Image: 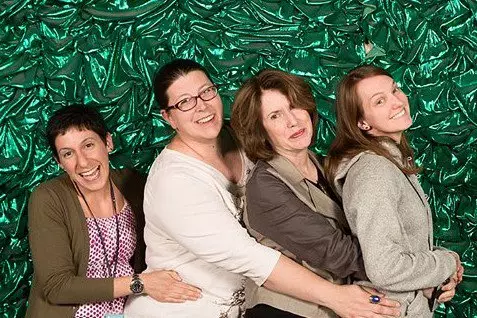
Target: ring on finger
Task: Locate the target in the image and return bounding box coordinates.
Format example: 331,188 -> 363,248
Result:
369,295 -> 381,304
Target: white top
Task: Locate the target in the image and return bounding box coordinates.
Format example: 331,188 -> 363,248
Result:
124,148 -> 280,318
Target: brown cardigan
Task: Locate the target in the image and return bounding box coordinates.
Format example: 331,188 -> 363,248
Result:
26,169 -> 146,318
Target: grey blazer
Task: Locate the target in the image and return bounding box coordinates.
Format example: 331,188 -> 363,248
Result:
334,142 -> 457,317
244,152 -> 365,318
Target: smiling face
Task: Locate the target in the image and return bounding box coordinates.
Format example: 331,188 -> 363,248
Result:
261,89 -> 313,158
161,70 -> 223,144
356,75 -> 412,143
55,127 -> 112,194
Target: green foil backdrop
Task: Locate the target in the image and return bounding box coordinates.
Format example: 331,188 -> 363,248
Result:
0,0 -> 475,317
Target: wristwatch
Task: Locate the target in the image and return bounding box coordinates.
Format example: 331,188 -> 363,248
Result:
130,273 -> 144,294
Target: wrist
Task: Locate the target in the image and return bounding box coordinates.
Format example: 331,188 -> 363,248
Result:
130,273 -> 145,295
319,283 -> 341,310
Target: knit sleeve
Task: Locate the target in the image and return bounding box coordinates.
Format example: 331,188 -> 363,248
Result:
28,182 -> 114,304
342,155 -> 456,291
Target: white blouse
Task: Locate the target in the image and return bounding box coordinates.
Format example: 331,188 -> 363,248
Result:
124,148 -> 280,318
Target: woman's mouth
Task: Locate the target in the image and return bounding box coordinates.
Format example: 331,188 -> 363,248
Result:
196,114 -> 215,124
79,166 -> 100,181
390,109 -> 405,119
290,128 -> 305,139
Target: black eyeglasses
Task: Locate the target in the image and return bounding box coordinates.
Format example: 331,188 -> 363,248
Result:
166,85 -> 219,112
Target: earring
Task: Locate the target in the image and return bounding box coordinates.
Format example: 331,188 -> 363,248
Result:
360,123 -> 371,131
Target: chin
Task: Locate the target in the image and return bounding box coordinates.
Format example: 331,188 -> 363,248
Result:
74,177 -> 108,193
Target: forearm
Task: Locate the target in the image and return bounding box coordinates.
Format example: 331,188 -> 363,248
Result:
43,276 -> 114,304
363,245 -> 456,291
113,276 -> 133,298
263,255 -> 337,308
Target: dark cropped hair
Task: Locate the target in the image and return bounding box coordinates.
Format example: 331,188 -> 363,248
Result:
231,69 -> 318,163
46,104 -> 108,160
154,59 -> 212,110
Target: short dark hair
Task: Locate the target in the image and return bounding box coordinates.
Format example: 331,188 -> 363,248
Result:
153,59 -> 212,110
46,105 -> 108,159
231,69 -> 318,163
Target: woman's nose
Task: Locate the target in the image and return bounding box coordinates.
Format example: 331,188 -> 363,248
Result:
76,152 -> 89,167
195,97 -> 207,111
391,93 -> 405,108
286,111 -> 298,127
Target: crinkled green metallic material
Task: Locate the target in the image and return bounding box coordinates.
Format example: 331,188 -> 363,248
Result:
0,1 -> 475,317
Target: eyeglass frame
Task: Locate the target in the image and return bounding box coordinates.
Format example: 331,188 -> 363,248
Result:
165,84 -> 219,112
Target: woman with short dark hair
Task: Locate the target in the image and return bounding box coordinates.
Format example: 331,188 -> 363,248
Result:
27,105 -> 201,318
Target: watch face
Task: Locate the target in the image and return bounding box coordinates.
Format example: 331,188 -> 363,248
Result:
131,280 -> 144,294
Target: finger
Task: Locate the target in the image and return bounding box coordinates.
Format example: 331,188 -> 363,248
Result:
183,292 -> 201,300
168,288 -> 201,301
371,303 -> 401,317
151,295 -> 186,303
438,296 -> 453,303
437,290 -> 455,303
172,281 -> 202,293
442,280 -> 457,291
168,270 -> 183,281
161,291 -> 192,301
457,266 -> 464,282
361,286 -> 385,297
376,297 -> 401,308
175,291 -> 200,301
170,288 -> 201,300
163,297 -> 186,303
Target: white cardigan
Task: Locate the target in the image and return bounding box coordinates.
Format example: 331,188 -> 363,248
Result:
124,148 -> 280,318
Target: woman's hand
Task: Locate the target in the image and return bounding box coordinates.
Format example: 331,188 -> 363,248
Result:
455,259 -> 464,285
141,270 -> 202,303
436,272 -> 458,304
326,285 -> 401,318
449,251 -> 464,284
422,287 -> 434,299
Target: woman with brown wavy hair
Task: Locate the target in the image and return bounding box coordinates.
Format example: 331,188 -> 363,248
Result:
232,69 -> 373,318
325,65 -> 463,317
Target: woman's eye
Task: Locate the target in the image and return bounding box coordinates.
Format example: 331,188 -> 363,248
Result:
85,142 -> 94,148
62,151 -> 72,158
178,98 -> 191,106
270,113 -> 279,120
376,98 -> 384,105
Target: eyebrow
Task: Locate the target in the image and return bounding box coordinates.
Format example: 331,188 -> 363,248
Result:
174,83 -> 213,101
58,137 -> 95,152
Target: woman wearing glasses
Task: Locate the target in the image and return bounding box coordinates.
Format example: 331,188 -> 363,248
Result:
124,59 -> 400,318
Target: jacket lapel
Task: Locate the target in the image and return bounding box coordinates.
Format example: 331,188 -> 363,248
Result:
267,153 -> 349,230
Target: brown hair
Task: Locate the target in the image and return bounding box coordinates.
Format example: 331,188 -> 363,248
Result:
231,69 -> 318,163
154,59 -> 212,110
325,65 -> 419,184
